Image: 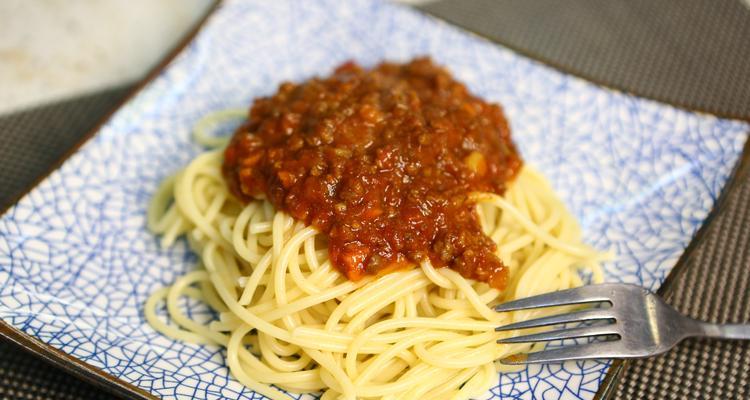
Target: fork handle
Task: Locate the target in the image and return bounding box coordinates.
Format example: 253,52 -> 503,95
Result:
697,322 -> 750,340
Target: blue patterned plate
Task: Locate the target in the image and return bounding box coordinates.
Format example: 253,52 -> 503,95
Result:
1,1 -> 748,399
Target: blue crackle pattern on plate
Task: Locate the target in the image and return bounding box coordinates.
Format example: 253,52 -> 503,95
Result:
0,0 -> 748,399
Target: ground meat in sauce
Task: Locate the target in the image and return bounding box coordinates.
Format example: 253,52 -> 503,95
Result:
223,57 -> 522,290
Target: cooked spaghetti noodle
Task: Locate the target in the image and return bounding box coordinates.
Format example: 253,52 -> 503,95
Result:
145,109 -> 603,399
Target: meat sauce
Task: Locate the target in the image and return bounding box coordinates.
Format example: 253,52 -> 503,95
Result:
223,58 -> 522,289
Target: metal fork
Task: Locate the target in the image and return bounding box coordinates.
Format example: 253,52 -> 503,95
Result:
494,283 -> 750,364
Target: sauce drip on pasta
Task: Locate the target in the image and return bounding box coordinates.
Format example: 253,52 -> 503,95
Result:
223,57 -> 522,289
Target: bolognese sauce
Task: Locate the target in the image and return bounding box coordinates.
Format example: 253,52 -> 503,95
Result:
223,57 -> 522,290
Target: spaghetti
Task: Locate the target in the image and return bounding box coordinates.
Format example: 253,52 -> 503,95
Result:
145,124 -> 603,399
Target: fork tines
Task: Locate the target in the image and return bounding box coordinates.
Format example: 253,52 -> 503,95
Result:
495,284 -> 625,364
499,342 -> 620,364
494,285 -> 615,312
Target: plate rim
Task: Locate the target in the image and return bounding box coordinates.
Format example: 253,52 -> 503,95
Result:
1,1 -> 749,399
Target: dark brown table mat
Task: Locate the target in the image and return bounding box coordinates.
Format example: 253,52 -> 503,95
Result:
1,1 -> 749,398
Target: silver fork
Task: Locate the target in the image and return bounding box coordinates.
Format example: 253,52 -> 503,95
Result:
494,283 -> 750,364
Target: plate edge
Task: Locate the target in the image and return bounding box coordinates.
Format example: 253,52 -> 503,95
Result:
0,321 -> 154,400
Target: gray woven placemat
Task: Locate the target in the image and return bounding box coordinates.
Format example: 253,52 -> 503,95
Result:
421,0 -> 750,119
0,341 -> 103,400
1,1 -> 750,399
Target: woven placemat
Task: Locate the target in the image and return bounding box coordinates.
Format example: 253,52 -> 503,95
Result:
0,340 -> 103,400
1,1 -> 750,399
420,0 -> 750,120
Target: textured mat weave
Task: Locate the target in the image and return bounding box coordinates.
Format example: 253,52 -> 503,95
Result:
1,1 -> 750,399
421,0 -> 750,119
0,341 -> 102,400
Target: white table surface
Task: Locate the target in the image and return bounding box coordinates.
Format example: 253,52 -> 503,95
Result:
0,0 -> 212,115
0,0 -> 433,116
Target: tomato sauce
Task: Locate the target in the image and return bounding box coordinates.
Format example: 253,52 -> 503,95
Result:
223,58 -> 522,289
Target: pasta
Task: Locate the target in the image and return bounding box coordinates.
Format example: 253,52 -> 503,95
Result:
144,111 -> 603,399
